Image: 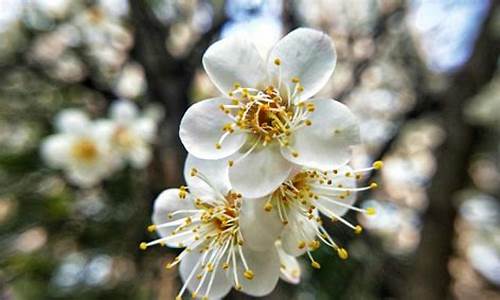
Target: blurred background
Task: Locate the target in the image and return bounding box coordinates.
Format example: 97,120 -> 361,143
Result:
0,0 -> 499,299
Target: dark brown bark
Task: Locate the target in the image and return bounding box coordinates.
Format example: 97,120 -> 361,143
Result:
404,3 -> 500,299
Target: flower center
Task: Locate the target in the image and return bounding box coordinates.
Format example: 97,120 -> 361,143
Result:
263,164 -> 383,268
71,138 -> 98,162
112,126 -> 135,149
141,187 -> 256,299
216,77 -> 315,157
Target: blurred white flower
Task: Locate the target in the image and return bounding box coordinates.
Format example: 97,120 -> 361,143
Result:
180,28 -> 360,198
41,109 -> 118,188
96,100 -> 159,169
141,155 -> 282,299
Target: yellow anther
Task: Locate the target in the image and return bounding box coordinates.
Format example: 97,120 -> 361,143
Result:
139,242 -> 148,250
264,202 -> 273,212
274,58 -> 281,65
297,85 -> 304,92
298,241 -> 306,249
215,143 -> 222,149
228,160 -> 234,167
235,284 -> 243,290
373,160 -> 384,170
243,270 -> 254,280
354,225 -> 363,235
231,99 -> 239,105
191,292 -> 197,298
291,76 -> 300,83
166,262 -> 174,269
311,261 -> 321,269
292,151 -> 299,158
345,172 -> 352,177
306,103 -> 315,112
305,120 -> 312,126
190,168 -> 198,176
147,225 -> 157,232
370,182 -> 378,189
366,207 -> 376,216
337,248 -> 349,260
207,263 -> 214,272
222,263 -> 230,270
233,82 -> 241,89
309,240 -> 320,250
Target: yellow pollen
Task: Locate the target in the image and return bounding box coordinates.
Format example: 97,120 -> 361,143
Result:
274,58 -> 281,65
71,138 -> 98,162
190,168 -> 198,176
337,248 -> 349,260
309,240 -> 320,250
366,207 -> 376,216
228,160 -> 234,167
370,182 -> 378,189
291,76 -> 300,83
235,284 -> 243,291
223,263 -> 230,270
354,225 -> 363,234
373,160 -> 384,170
147,225 -> 157,232
243,270 -> 254,280
298,241 -> 306,249
292,151 -> 299,158
233,82 -> 241,89
305,120 -> 312,126
264,202 -> 273,212
139,242 -> 147,250
311,261 -> 321,269
297,85 -> 304,92
215,143 -> 221,149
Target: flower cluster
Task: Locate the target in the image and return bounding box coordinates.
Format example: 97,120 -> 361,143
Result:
141,28 -> 380,299
41,99 -> 160,187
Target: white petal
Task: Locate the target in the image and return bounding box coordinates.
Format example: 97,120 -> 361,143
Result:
267,28 -> 336,101
129,144 -> 152,168
92,119 -> 116,141
228,247 -> 280,297
110,99 -> 138,123
179,250 -> 232,299
239,196 -> 284,251
281,212 -> 318,257
283,99 -> 360,170
132,118 -> 157,143
66,165 -> 104,187
184,154 -> 231,198
152,189 -> 196,239
40,134 -> 71,168
55,109 -> 90,134
229,143 -> 292,198
313,165 -> 357,217
276,241 -> 301,284
203,36 -> 267,95
180,98 -> 246,160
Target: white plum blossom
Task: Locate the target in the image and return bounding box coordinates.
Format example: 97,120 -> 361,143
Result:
140,155 -> 284,299
260,162 -> 382,267
180,28 -> 361,198
96,99 -> 159,169
41,109 -> 118,187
